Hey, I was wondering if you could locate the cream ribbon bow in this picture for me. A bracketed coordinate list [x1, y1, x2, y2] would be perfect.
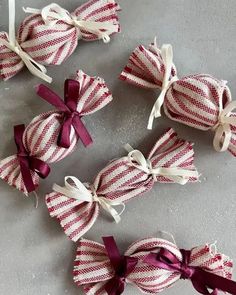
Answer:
[148, 40, 178, 130]
[53, 176, 125, 223]
[125, 144, 199, 185]
[0, 0, 52, 83]
[213, 100, 236, 152]
[23, 3, 117, 43]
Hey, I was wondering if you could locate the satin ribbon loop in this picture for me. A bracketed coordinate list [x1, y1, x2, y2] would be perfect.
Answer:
[148, 42, 178, 129]
[103, 236, 138, 295]
[53, 176, 125, 223]
[213, 101, 236, 152]
[36, 79, 93, 148]
[0, 0, 52, 82]
[23, 3, 116, 43]
[125, 144, 198, 184]
[144, 247, 236, 295]
[14, 124, 50, 193]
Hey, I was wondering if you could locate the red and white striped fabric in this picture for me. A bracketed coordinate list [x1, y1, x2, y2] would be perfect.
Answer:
[0, 0, 120, 81]
[73, 236, 233, 294]
[18, 0, 121, 66]
[46, 128, 199, 242]
[0, 70, 112, 195]
[120, 39, 236, 156]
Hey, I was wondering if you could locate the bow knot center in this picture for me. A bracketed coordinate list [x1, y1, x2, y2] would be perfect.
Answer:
[65, 109, 80, 119]
[217, 114, 227, 127]
[71, 15, 80, 26]
[89, 186, 101, 203]
[14, 46, 21, 55]
[180, 264, 194, 280]
[146, 159, 157, 181]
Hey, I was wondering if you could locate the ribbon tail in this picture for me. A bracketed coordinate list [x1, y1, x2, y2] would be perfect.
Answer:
[23, 7, 41, 14]
[165, 175, 189, 185]
[18, 156, 36, 193]
[100, 200, 125, 224]
[73, 116, 93, 147]
[192, 269, 236, 295]
[147, 91, 165, 130]
[58, 117, 73, 148]
[36, 84, 69, 112]
[21, 54, 52, 83]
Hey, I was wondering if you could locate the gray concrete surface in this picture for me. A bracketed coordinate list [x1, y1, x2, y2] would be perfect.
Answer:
[0, 0, 236, 294]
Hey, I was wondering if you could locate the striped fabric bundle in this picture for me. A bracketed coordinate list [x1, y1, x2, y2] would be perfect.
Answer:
[120, 39, 236, 156]
[0, 70, 112, 195]
[19, 0, 121, 66]
[0, 0, 120, 82]
[73, 236, 234, 295]
[46, 128, 199, 242]
[0, 0, 52, 82]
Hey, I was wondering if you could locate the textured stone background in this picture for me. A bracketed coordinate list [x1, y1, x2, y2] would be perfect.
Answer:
[0, 0, 236, 294]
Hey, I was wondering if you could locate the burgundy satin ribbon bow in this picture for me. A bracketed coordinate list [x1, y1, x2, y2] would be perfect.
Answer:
[15, 124, 50, 193]
[144, 248, 236, 295]
[103, 236, 138, 295]
[36, 79, 93, 148]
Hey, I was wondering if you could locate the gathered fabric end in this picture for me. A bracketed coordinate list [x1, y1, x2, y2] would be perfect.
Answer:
[0, 154, 39, 196]
[120, 39, 178, 128]
[45, 175, 125, 241]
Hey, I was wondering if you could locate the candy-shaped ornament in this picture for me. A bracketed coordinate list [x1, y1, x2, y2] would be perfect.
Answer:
[73, 235, 236, 295]
[0, 70, 112, 196]
[19, 0, 121, 65]
[46, 128, 199, 241]
[120, 38, 236, 156]
[0, 0, 52, 82]
[0, 0, 120, 81]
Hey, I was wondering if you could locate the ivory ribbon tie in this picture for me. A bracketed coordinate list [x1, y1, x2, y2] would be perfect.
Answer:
[53, 176, 125, 223]
[148, 40, 178, 129]
[125, 144, 199, 184]
[23, 3, 117, 43]
[0, 0, 52, 82]
[213, 101, 236, 152]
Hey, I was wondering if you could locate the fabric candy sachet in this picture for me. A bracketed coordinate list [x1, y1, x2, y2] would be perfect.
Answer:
[0, 0, 52, 82]
[46, 128, 199, 241]
[0, 0, 120, 82]
[0, 70, 112, 196]
[73, 235, 236, 295]
[19, 0, 121, 65]
[120, 38, 236, 156]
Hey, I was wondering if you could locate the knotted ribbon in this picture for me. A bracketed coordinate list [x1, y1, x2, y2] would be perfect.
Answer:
[0, 0, 52, 82]
[23, 3, 118, 43]
[36, 79, 92, 148]
[147, 40, 178, 129]
[103, 236, 138, 295]
[213, 101, 236, 152]
[53, 176, 125, 223]
[144, 248, 236, 295]
[14, 124, 50, 193]
[125, 144, 199, 184]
